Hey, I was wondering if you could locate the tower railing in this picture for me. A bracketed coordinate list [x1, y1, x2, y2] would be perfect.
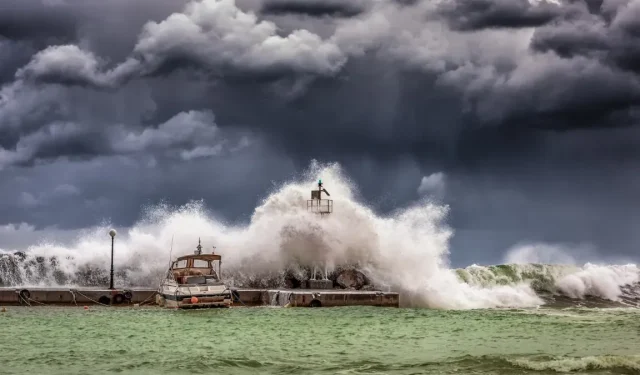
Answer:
[306, 199, 333, 214]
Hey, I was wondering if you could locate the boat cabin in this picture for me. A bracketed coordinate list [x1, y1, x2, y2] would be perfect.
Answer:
[169, 239, 223, 285]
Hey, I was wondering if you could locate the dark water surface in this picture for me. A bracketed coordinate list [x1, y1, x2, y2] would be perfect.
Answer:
[2, 306, 639, 374]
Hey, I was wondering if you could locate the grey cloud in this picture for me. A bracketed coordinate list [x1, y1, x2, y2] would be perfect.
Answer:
[16, 46, 139, 89]
[260, 0, 366, 17]
[15, 0, 351, 89]
[13, 0, 639, 133]
[449, 53, 640, 129]
[111, 110, 244, 161]
[530, 0, 640, 73]
[0, 121, 107, 167]
[417, 172, 446, 199]
[0, 109, 250, 169]
[0, 138, 294, 231]
[437, 0, 563, 31]
[16, 183, 81, 208]
[0, 82, 62, 137]
[53, 184, 81, 196]
[0, 0, 77, 43]
[0, 222, 87, 251]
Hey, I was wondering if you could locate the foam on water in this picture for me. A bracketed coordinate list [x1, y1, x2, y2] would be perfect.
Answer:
[0, 161, 638, 309]
[508, 355, 640, 373]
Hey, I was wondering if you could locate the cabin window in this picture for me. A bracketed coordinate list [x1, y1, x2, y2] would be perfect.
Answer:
[193, 259, 209, 268]
[174, 260, 187, 268]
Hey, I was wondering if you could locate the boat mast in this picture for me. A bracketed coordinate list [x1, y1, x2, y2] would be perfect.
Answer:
[212, 245, 221, 279]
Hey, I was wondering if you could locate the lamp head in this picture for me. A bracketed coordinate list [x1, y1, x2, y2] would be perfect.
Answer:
[109, 229, 117, 238]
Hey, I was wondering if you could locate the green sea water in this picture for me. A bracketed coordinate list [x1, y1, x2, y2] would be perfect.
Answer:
[2, 306, 640, 375]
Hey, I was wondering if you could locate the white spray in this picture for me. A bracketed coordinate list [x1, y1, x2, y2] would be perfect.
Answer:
[0, 162, 637, 308]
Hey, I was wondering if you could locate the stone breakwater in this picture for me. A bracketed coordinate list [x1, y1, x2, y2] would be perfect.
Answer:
[0, 252, 376, 291]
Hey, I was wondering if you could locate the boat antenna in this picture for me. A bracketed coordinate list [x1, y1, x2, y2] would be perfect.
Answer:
[167, 235, 174, 267]
[160, 234, 175, 285]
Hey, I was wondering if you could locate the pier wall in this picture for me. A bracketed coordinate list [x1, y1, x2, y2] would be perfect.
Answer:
[0, 287, 399, 308]
[0, 288, 156, 306]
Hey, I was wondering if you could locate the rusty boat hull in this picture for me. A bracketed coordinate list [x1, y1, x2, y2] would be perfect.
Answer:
[156, 291, 232, 309]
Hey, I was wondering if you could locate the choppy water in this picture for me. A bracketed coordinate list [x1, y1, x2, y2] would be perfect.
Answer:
[2, 306, 640, 375]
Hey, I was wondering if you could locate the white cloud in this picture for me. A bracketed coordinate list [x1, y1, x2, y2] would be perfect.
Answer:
[180, 145, 223, 160]
[417, 172, 446, 199]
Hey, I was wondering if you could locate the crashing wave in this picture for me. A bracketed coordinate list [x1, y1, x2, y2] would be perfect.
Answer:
[455, 263, 640, 307]
[0, 161, 638, 309]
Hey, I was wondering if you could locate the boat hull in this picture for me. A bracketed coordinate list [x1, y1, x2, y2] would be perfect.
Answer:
[157, 292, 232, 309]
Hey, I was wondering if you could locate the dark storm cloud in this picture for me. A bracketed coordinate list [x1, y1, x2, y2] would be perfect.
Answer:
[530, 0, 640, 73]
[1, 0, 640, 263]
[9, 0, 640, 134]
[437, 0, 563, 31]
[260, 0, 365, 17]
[0, 109, 251, 168]
[3, 0, 640, 164]
[0, 0, 77, 42]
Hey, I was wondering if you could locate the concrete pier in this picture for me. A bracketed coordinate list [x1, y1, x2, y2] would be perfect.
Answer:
[0, 287, 157, 306]
[0, 287, 399, 307]
[258, 289, 399, 308]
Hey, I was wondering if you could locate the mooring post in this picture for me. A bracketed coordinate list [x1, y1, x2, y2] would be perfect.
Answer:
[109, 229, 117, 289]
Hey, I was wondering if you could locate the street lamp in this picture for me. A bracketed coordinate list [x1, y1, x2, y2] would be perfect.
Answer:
[109, 229, 116, 290]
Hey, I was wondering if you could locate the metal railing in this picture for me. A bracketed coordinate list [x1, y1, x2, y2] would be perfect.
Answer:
[306, 199, 333, 214]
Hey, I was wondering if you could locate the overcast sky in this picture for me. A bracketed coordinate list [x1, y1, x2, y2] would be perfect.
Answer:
[1, 0, 639, 267]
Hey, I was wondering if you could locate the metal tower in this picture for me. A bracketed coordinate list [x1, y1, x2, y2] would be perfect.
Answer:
[307, 179, 332, 280]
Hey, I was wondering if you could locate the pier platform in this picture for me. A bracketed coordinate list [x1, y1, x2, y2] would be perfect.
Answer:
[0, 287, 399, 308]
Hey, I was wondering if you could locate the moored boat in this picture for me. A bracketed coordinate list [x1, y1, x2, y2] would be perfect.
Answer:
[156, 239, 232, 309]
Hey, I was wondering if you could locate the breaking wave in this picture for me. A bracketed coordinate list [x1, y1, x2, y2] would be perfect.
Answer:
[437, 354, 640, 373]
[507, 354, 640, 373]
[0, 161, 638, 309]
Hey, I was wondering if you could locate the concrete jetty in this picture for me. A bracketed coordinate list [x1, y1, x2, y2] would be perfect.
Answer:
[0, 287, 399, 307]
[233, 289, 399, 307]
[0, 287, 156, 306]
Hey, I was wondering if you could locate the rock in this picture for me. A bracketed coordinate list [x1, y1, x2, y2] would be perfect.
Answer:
[335, 269, 367, 290]
[283, 268, 304, 289]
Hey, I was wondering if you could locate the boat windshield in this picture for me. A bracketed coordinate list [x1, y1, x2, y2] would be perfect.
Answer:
[183, 275, 221, 285]
[173, 260, 187, 268]
[193, 259, 208, 267]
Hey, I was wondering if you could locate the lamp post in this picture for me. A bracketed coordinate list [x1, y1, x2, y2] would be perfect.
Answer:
[109, 229, 116, 290]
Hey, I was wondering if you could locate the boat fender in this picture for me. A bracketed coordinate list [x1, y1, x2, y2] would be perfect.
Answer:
[112, 294, 125, 304]
[123, 290, 133, 300]
[98, 296, 111, 305]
